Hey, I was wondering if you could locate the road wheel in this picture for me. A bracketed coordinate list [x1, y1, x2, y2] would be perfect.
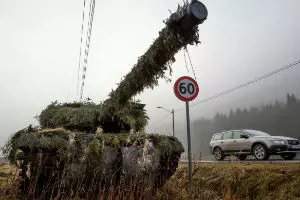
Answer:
[281, 153, 296, 160]
[213, 147, 225, 161]
[237, 154, 247, 161]
[253, 144, 269, 160]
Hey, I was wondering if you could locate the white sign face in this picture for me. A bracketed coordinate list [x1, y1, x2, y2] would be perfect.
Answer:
[174, 76, 199, 102]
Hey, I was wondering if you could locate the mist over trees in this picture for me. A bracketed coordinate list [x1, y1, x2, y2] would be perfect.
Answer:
[191, 94, 300, 156]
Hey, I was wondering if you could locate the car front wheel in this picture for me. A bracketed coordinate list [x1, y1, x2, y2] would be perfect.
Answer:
[253, 144, 269, 160]
[213, 147, 225, 161]
[281, 153, 296, 160]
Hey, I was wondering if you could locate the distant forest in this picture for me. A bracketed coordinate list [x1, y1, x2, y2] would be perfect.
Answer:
[191, 94, 300, 156]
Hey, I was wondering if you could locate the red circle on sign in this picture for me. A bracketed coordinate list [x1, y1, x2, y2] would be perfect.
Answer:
[174, 76, 199, 101]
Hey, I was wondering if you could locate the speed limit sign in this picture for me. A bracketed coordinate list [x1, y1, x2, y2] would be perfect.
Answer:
[173, 75, 199, 185]
[174, 76, 199, 101]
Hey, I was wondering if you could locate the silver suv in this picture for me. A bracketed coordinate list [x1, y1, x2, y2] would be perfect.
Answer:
[210, 129, 300, 160]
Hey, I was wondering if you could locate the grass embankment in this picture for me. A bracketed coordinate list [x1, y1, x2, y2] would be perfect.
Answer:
[0, 164, 14, 185]
[0, 164, 18, 200]
[1, 163, 300, 200]
[157, 163, 300, 200]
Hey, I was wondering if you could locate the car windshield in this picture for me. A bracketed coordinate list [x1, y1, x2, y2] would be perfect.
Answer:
[244, 130, 271, 137]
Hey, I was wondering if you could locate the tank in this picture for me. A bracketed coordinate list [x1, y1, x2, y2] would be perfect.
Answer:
[2, 1, 207, 199]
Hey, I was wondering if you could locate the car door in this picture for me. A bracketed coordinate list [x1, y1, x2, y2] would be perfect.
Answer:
[210, 133, 223, 153]
[220, 131, 234, 153]
[232, 130, 251, 153]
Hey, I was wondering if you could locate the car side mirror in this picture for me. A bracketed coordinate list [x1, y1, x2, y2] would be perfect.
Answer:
[240, 134, 249, 139]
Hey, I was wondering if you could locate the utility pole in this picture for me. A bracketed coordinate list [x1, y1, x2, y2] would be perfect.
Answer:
[157, 106, 175, 137]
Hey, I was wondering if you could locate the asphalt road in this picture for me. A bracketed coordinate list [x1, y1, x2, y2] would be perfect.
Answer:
[180, 159, 300, 164]
[180, 155, 300, 163]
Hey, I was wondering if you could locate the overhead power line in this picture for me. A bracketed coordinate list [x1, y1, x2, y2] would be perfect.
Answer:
[175, 59, 300, 111]
[185, 46, 197, 81]
[183, 50, 190, 72]
[76, 0, 87, 98]
[79, 0, 96, 101]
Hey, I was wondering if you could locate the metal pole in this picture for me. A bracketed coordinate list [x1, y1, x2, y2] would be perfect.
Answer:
[185, 101, 192, 184]
[172, 109, 175, 137]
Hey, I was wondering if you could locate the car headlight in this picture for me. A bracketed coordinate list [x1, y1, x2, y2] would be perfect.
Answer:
[272, 140, 285, 145]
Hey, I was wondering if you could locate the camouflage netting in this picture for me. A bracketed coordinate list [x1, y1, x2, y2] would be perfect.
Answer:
[3, 126, 184, 199]
[108, 1, 202, 105]
[2, 1, 207, 199]
[39, 101, 148, 133]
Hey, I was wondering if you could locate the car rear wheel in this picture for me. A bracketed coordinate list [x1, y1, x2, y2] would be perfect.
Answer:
[281, 153, 296, 160]
[237, 154, 247, 161]
[253, 144, 269, 160]
[213, 147, 225, 161]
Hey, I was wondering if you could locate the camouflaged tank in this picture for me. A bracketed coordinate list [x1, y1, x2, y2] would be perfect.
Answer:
[2, 1, 207, 199]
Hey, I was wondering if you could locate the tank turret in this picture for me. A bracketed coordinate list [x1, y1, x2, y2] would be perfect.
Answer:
[3, 1, 207, 199]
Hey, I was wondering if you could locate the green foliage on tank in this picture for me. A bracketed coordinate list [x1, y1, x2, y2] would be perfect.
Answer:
[39, 101, 100, 131]
[4, 126, 184, 164]
[39, 100, 148, 133]
[107, 1, 201, 105]
[2, 126, 184, 198]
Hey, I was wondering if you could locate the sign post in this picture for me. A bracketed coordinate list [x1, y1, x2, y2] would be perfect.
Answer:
[174, 76, 199, 184]
[185, 101, 192, 184]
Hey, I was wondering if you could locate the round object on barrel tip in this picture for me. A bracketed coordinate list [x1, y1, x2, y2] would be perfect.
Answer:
[188, 1, 208, 23]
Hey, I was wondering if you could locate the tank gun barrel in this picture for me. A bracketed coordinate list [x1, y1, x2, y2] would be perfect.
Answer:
[107, 1, 207, 105]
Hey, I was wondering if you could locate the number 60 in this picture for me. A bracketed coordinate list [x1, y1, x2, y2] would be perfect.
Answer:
[179, 82, 195, 94]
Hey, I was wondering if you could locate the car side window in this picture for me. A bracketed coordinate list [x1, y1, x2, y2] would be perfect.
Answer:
[213, 133, 223, 140]
[233, 131, 244, 139]
[222, 131, 233, 140]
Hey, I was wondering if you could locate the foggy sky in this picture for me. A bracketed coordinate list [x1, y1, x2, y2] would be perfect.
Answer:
[1, 0, 300, 149]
